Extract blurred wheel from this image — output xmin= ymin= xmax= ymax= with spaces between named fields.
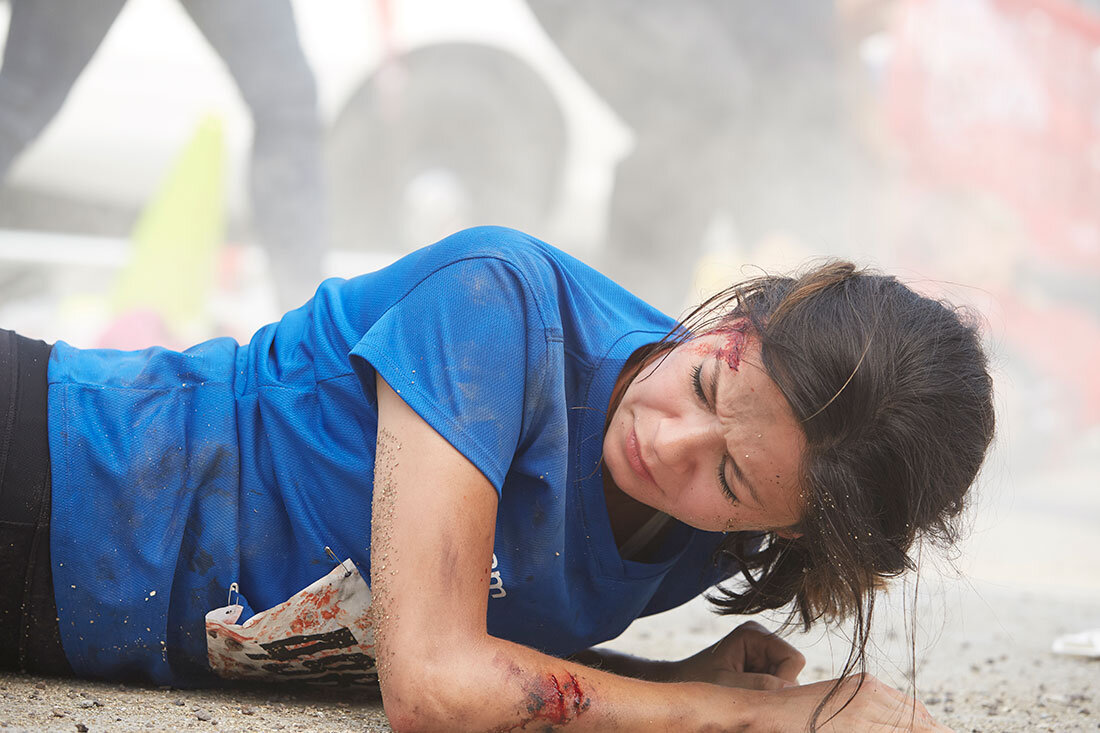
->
xmin=327 ymin=42 xmax=567 ymax=252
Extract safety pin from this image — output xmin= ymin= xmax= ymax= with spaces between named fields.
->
xmin=227 ymin=582 xmax=239 ymax=607
xmin=324 ymin=545 xmax=355 ymax=578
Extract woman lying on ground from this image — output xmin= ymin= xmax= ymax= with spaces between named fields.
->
xmin=0 ymin=226 xmax=993 ymax=731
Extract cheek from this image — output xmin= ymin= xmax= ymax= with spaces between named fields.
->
xmin=673 ymin=487 xmax=736 ymax=533
xmin=773 ymin=450 xmax=807 ymax=509
xmin=763 ymin=475 xmax=804 ymax=528
xmin=602 ymin=423 xmax=625 ymax=477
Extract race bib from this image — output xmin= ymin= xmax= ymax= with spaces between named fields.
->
xmin=205 ymin=556 xmax=377 ymax=685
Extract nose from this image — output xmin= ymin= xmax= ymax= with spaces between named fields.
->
xmin=651 ymin=412 xmax=721 ymax=472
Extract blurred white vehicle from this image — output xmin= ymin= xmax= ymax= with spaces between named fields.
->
xmin=0 ymin=0 xmax=625 ymax=259
xmin=0 ymin=0 xmax=630 ymax=341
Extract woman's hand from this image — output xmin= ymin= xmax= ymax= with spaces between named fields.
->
xmin=764 ymin=674 xmax=953 ymax=732
xmin=670 ymin=620 xmax=805 ymax=691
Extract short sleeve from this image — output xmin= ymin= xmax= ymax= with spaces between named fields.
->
xmin=349 ymin=256 xmax=538 ymax=493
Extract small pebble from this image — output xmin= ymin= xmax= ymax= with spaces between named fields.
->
xmin=195 ymin=709 xmax=213 ymax=722
xmin=76 ymin=724 xmax=89 ymax=733
xmin=52 ymin=708 xmax=66 ymax=718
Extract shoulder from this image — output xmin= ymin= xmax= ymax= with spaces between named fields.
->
xmin=338 ymin=226 xmax=662 ymax=344
xmin=429 ymin=225 xmax=543 ymax=256
xmin=417 ymin=226 xmax=575 ymax=285
xmin=380 ymin=226 xmax=606 ymax=322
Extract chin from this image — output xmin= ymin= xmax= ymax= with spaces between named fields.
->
xmin=610 ymin=462 xmax=657 ymax=507
xmin=681 ymin=516 xmax=725 ymax=533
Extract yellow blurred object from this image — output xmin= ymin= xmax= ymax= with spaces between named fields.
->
xmin=683 ymin=231 xmax=815 ymax=316
xmin=111 ymin=115 xmax=225 ymax=334
xmin=687 ymin=250 xmax=743 ymax=305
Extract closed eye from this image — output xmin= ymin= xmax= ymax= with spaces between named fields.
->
xmin=692 ymin=364 xmax=708 ymax=405
xmin=717 ymin=456 xmax=738 ymax=505
xmin=694 ymin=363 xmax=739 ymax=506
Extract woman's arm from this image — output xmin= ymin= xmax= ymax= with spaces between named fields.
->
xmin=370 ymin=374 xmax=946 ymax=733
xmin=371 ymin=373 xmax=760 ymax=732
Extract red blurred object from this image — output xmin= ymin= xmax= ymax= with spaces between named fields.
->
xmin=887 ymin=0 xmax=1100 ymax=272
xmin=96 ymin=308 xmax=174 ymax=351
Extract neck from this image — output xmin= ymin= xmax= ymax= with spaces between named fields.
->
xmin=602 ymin=471 xmax=662 ymax=548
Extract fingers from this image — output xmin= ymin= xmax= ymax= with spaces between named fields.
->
xmin=712 ymin=670 xmax=794 ymax=691
xmin=742 ymin=672 xmax=794 ymax=691
xmin=732 ymin=621 xmax=806 ymax=682
xmin=845 ymin=675 xmax=948 ymax=732
xmin=772 ymin=648 xmax=806 ymax=682
xmin=770 ymin=676 xmax=953 ymax=732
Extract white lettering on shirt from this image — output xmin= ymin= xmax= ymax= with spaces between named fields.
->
xmin=489 ymin=553 xmax=507 ymax=599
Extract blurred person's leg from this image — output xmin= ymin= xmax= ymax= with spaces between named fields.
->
xmin=0 ymin=0 xmax=126 ymax=179
xmin=527 ymin=0 xmax=747 ymax=313
xmin=603 ymin=116 xmax=735 ymax=315
xmin=715 ymin=0 xmax=871 ymax=254
xmin=182 ymin=0 xmax=327 ymax=310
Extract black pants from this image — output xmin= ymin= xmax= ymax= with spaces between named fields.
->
xmin=0 ymin=329 xmax=71 ymax=675
xmin=0 ymin=0 xmax=327 ymax=310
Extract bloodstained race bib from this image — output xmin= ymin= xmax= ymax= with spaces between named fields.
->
xmin=205 ymin=556 xmax=377 ymax=685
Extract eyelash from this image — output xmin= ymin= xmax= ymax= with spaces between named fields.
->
xmin=691 ymin=364 xmax=708 ymax=404
xmin=691 ymin=364 xmax=738 ymax=505
xmin=717 ymin=458 xmax=737 ymax=504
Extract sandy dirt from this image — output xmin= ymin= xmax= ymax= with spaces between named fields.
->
xmin=609 ymin=579 xmax=1100 ymax=733
xmin=1 ymin=579 xmax=1096 ymax=732
xmin=0 ymin=676 xmax=391 ymax=732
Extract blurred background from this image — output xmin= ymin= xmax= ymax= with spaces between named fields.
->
xmin=0 ymin=0 xmax=1096 ymax=612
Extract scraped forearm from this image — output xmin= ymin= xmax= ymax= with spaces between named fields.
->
xmin=383 ymin=634 xmax=761 ymax=733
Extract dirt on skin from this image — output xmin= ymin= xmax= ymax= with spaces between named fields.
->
xmin=368 ymin=426 xmax=401 ymax=690
xmin=2 ymin=580 xmax=1097 ymax=732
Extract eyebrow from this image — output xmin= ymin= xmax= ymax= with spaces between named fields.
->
xmin=711 ymin=353 xmax=763 ymax=508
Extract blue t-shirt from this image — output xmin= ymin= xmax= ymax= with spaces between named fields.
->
xmin=47 ymin=227 xmax=731 ymax=685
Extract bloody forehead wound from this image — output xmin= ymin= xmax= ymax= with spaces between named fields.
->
xmin=713 ymin=323 xmax=749 ymax=371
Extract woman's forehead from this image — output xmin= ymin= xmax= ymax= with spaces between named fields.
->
xmin=706 ymin=341 xmax=805 ymax=444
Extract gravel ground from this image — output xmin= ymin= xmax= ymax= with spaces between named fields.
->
xmin=1 ymin=579 xmax=1096 ymax=732
xmin=606 ymin=578 xmax=1100 ymax=733
xmin=0 ymin=676 xmax=390 ymax=732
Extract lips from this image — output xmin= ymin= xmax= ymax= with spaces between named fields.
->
xmin=626 ymin=426 xmax=655 ymax=484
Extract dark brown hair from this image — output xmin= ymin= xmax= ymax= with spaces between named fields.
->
xmin=632 ymin=261 xmax=995 ymax=727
